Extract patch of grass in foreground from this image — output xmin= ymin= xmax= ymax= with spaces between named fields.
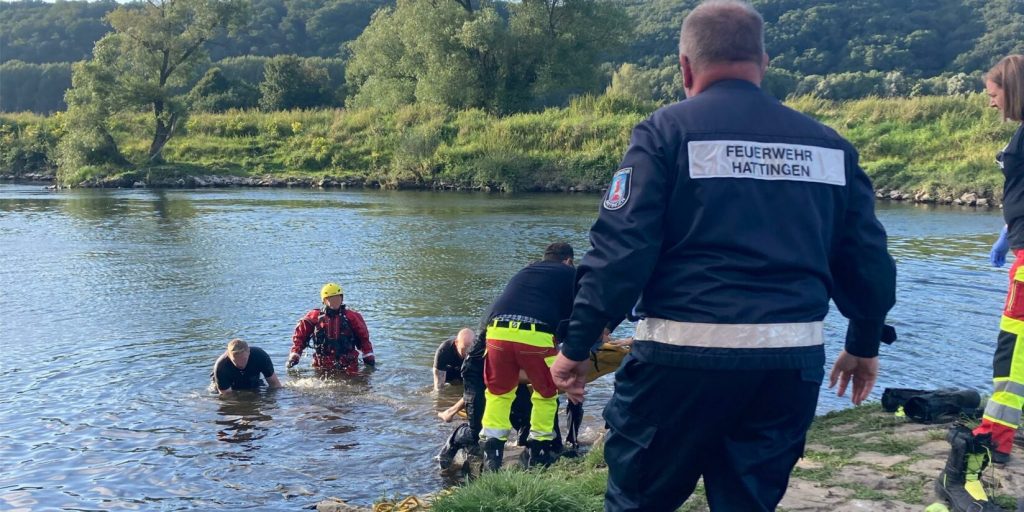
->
xmin=992 ymin=494 xmax=1017 ymax=510
xmin=432 ymin=404 xmax=1013 ymax=511
xmin=431 ymin=446 xmax=608 ymax=512
xmin=429 ymin=467 xmax=604 ymax=512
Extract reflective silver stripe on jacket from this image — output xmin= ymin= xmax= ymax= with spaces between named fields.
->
xmin=984 ymin=401 xmax=1023 ymax=428
xmin=993 ymin=380 xmax=1024 ymax=398
xmin=634 ymin=318 xmax=824 ymax=349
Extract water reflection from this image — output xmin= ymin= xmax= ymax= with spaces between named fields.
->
xmin=0 ymin=185 xmax=1012 ymax=508
xmin=215 ymin=394 xmax=275 ymax=446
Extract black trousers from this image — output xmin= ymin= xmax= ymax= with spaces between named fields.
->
xmin=603 ymin=355 xmax=822 ymax=512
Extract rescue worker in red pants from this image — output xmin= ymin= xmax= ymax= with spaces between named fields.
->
xmin=479 ymin=242 xmax=575 ymax=471
xmin=979 ymin=55 xmax=1024 ymax=465
xmin=287 ymin=283 xmax=375 ymax=374
xmin=939 ymin=54 xmax=1024 ymax=512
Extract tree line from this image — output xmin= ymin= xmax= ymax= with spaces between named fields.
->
xmin=2 ymin=0 xmax=1023 ymax=114
xmin=0 ymin=0 xmax=389 ymax=63
xmin=3 ymin=0 xmax=1024 ymax=181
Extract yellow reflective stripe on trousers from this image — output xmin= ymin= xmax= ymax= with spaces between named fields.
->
xmin=986 ymin=315 xmax=1024 ymax=429
xmin=993 ymin=378 xmax=1024 ymax=397
xmin=532 ymin=355 xmax=558 ymax=440
xmin=486 ymin=325 xmax=554 ymax=348
xmin=481 ymin=387 xmax=516 ymax=440
xmin=529 ymin=388 xmax=558 ymax=441
xmin=998 ymin=316 xmax=1024 ymax=388
xmin=984 ymin=399 xmax=1023 ymax=428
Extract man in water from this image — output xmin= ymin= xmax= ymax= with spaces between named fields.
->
xmin=435 ymin=328 xmax=476 ymax=422
xmin=213 ymin=338 xmax=282 ymax=395
xmin=287 ymin=282 xmax=375 ymax=374
xmin=434 ymin=328 xmax=475 ymax=391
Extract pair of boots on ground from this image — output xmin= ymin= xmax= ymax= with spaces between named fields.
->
xmin=437 ymin=423 xmax=559 ymax=471
xmin=479 ymin=435 xmax=558 ymax=471
xmin=936 ymin=424 xmax=1009 ymax=511
xmin=881 ymin=388 xmax=982 ymax=424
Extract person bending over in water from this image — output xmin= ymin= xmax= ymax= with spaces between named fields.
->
xmin=435 ymin=328 xmax=476 ymax=422
xmin=213 ymin=338 xmax=282 ymax=395
xmin=434 ymin=328 xmax=475 ymax=391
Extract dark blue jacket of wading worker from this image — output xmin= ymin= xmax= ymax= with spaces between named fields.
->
xmin=561 ymin=79 xmax=896 ymax=370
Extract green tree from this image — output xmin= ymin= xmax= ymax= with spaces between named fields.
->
xmin=258 ymin=55 xmax=335 ymax=110
xmin=953 ymin=0 xmax=1024 ymax=72
xmin=58 ymin=53 xmax=133 ymax=177
xmin=0 ymin=0 xmax=118 ymax=64
xmin=509 ymin=0 xmax=629 ymax=107
xmin=61 ymin=0 xmax=248 ymax=170
xmin=345 ymin=0 xmax=627 ymax=113
xmin=188 ymin=67 xmax=260 ymax=111
xmin=345 ymin=1 xmax=488 ymax=110
xmin=606 ymin=59 xmax=680 ymax=104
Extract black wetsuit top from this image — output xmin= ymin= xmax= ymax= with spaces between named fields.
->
xmin=212 ymin=347 xmax=275 ymax=391
xmin=434 ymin=337 xmax=464 ymax=383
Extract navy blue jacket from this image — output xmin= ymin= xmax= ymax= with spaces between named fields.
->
xmin=563 ymin=79 xmax=896 ymax=370
xmin=1000 ymin=124 xmax=1024 ymax=249
xmin=463 ymin=259 xmax=575 ymax=384
xmin=484 ymin=260 xmax=576 ymax=330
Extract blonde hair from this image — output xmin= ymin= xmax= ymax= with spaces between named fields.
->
xmin=227 ymin=338 xmax=249 ymax=354
xmin=987 ymin=55 xmax=1024 ymax=122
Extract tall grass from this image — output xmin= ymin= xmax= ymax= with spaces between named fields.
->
xmin=431 ymin=445 xmax=608 ymax=512
xmin=790 ymin=94 xmax=1016 ymax=198
xmin=1 ymin=93 xmax=1018 ymax=195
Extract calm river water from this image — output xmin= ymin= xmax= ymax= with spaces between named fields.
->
xmin=0 ymin=184 xmax=1010 ymax=509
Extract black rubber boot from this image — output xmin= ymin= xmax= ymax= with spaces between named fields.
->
xmin=991 ymin=450 xmax=1010 ymax=465
xmin=481 ymin=437 xmax=505 ymax=472
xmin=935 ymin=425 xmax=1002 ymax=512
xmin=881 ymin=387 xmax=930 ymax=412
xmin=903 ymin=390 xmax=981 ymax=424
xmin=519 ymin=439 xmax=557 ymax=469
xmin=437 ymin=423 xmax=472 ymax=470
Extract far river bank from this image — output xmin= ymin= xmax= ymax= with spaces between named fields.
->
xmin=1 ymin=94 xmax=1019 ymax=197
xmin=0 ymin=172 xmax=1005 ymax=208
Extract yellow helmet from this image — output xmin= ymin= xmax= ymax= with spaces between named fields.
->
xmin=320 ymin=282 xmax=344 ymax=300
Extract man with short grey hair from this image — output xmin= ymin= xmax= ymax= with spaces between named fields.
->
xmin=213 ymin=339 xmax=282 ymax=395
xmin=551 ymin=1 xmax=896 ymax=510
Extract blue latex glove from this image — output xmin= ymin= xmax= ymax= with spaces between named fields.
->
xmin=991 ymin=226 xmax=1010 ymax=267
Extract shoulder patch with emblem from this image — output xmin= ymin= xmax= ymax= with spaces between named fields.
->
xmin=603 ymin=167 xmax=632 ymax=210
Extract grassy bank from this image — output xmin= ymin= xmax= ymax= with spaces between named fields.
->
xmin=1 ymin=94 xmax=1019 ymax=195
xmin=418 ymin=404 xmax=1021 ymax=512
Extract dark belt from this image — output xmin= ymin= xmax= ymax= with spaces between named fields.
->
xmin=489 ymin=319 xmax=554 ymax=335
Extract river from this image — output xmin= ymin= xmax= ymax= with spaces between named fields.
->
xmin=0 ymin=184 xmax=1009 ymax=509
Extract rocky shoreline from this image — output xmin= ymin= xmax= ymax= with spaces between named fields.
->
xmin=0 ymin=173 xmax=1005 ymax=204
xmin=878 ymin=188 xmax=996 ymax=207
xmin=0 ymin=172 xmax=608 ymax=193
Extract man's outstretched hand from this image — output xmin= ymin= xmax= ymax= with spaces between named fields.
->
xmin=550 ymin=353 xmax=591 ymax=405
xmin=829 ymin=350 xmax=879 ymax=405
